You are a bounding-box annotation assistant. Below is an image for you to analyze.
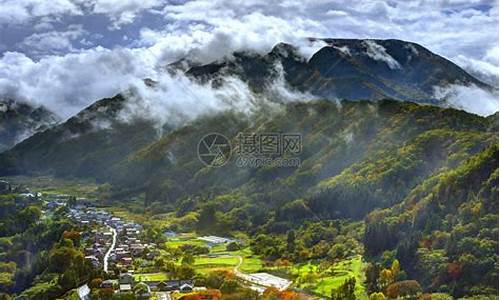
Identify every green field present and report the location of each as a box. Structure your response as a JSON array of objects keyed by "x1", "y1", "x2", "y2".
[
  {"x1": 194, "y1": 255, "x2": 240, "y2": 273},
  {"x1": 165, "y1": 236, "x2": 207, "y2": 248},
  {"x1": 292, "y1": 255, "x2": 367, "y2": 299},
  {"x1": 164, "y1": 236, "x2": 264, "y2": 274},
  {"x1": 134, "y1": 272, "x2": 168, "y2": 282}
]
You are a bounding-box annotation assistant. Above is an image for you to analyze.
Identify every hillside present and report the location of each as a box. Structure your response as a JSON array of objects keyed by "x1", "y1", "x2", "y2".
[
  {"x1": 0, "y1": 99, "x2": 59, "y2": 152},
  {"x1": 0, "y1": 40, "x2": 497, "y2": 298},
  {"x1": 0, "y1": 94, "x2": 159, "y2": 179},
  {"x1": 184, "y1": 39, "x2": 491, "y2": 103}
]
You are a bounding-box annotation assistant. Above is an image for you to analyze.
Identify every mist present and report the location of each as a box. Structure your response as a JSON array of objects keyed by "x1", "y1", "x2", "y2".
[
  {"x1": 116, "y1": 62, "x2": 317, "y2": 132},
  {"x1": 433, "y1": 84, "x2": 499, "y2": 117}
]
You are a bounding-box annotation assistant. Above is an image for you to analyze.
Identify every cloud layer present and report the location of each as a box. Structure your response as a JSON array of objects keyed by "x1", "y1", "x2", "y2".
[{"x1": 0, "y1": 0, "x2": 498, "y2": 119}]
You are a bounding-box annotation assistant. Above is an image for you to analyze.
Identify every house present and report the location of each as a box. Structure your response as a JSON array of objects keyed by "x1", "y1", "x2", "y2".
[
  {"x1": 77, "y1": 284, "x2": 91, "y2": 300},
  {"x1": 180, "y1": 283, "x2": 194, "y2": 293},
  {"x1": 100, "y1": 280, "x2": 114, "y2": 289},
  {"x1": 130, "y1": 244, "x2": 145, "y2": 256},
  {"x1": 119, "y1": 284, "x2": 132, "y2": 292},
  {"x1": 84, "y1": 256, "x2": 100, "y2": 267},
  {"x1": 157, "y1": 280, "x2": 179, "y2": 291},
  {"x1": 164, "y1": 230, "x2": 177, "y2": 238},
  {"x1": 119, "y1": 273, "x2": 135, "y2": 284},
  {"x1": 134, "y1": 282, "x2": 151, "y2": 299},
  {"x1": 0, "y1": 180, "x2": 11, "y2": 194},
  {"x1": 197, "y1": 235, "x2": 236, "y2": 245},
  {"x1": 120, "y1": 257, "x2": 133, "y2": 265},
  {"x1": 116, "y1": 250, "x2": 131, "y2": 258},
  {"x1": 145, "y1": 251, "x2": 158, "y2": 260}
]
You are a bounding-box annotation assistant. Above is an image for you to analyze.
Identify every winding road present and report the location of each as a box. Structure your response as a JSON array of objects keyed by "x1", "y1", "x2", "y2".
[{"x1": 103, "y1": 226, "x2": 117, "y2": 273}]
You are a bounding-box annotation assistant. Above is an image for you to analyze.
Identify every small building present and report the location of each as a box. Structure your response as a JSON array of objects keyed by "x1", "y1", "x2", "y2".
[
  {"x1": 77, "y1": 284, "x2": 91, "y2": 300},
  {"x1": 119, "y1": 273, "x2": 135, "y2": 284},
  {"x1": 180, "y1": 283, "x2": 194, "y2": 293},
  {"x1": 119, "y1": 284, "x2": 132, "y2": 292},
  {"x1": 157, "y1": 280, "x2": 179, "y2": 291},
  {"x1": 121, "y1": 257, "x2": 133, "y2": 265},
  {"x1": 134, "y1": 282, "x2": 151, "y2": 299},
  {"x1": 100, "y1": 280, "x2": 114, "y2": 289},
  {"x1": 0, "y1": 180, "x2": 11, "y2": 194},
  {"x1": 84, "y1": 256, "x2": 100, "y2": 267}
]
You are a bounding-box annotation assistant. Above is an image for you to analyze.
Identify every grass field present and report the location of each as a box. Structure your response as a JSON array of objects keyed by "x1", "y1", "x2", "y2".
[
  {"x1": 292, "y1": 255, "x2": 367, "y2": 299},
  {"x1": 164, "y1": 236, "x2": 264, "y2": 275},
  {"x1": 134, "y1": 272, "x2": 168, "y2": 282},
  {"x1": 194, "y1": 255, "x2": 240, "y2": 273},
  {"x1": 1, "y1": 176, "x2": 100, "y2": 198},
  {"x1": 165, "y1": 236, "x2": 208, "y2": 248}
]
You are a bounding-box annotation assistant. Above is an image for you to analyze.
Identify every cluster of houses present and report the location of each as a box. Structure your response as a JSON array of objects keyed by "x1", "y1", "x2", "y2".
[
  {"x1": 107, "y1": 217, "x2": 158, "y2": 271},
  {"x1": 100, "y1": 274, "x2": 195, "y2": 297},
  {"x1": 67, "y1": 207, "x2": 158, "y2": 273},
  {"x1": 44, "y1": 196, "x2": 203, "y2": 299}
]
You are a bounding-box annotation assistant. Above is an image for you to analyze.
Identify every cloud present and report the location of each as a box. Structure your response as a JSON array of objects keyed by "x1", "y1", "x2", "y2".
[
  {"x1": 0, "y1": 0, "x2": 82, "y2": 24},
  {"x1": 0, "y1": 47, "x2": 157, "y2": 118},
  {"x1": 363, "y1": 40, "x2": 401, "y2": 69},
  {"x1": 0, "y1": 0, "x2": 497, "y2": 122},
  {"x1": 91, "y1": 0, "x2": 166, "y2": 29},
  {"x1": 117, "y1": 59, "x2": 317, "y2": 130},
  {"x1": 333, "y1": 45, "x2": 351, "y2": 57},
  {"x1": 18, "y1": 25, "x2": 87, "y2": 54},
  {"x1": 433, "y1": 84, "x2": 499, "y2": 116},
  {"x1": 118, "y1": 73, "x2": 256, "y2": 129},
  {"x1": 136, "y1": 12, "x2": 329, "y2": 64}
]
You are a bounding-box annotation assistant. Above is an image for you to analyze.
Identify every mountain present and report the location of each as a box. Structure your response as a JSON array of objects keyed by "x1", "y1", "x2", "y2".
[
  {"x1": 0, "y1": 94, "x2": 159, "y2": 179},
  {"x1": 3, "y1": 38, "x2": 493, "y2": 178},
  {"x1": 110, "y1": 100, "x2": 497, "y2": 297},
  {"x1": 0, "y1": 41, "x2": 497, "y2": 296},
  {"x1": 184, "y1": 39, "x2": 492, "y2": 103},
  {"x1": 0, "y1": 99, "x2": 60, "y2": 152}
]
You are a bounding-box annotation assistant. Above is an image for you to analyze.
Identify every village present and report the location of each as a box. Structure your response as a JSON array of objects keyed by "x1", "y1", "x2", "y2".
[{"x1": 43, "y1": 194, "x2": 292, "y2": 300}]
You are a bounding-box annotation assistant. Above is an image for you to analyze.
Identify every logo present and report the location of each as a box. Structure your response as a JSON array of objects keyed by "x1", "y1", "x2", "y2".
[{"x1": 197, "y1": 133, "x2": 232, "y2": 167}]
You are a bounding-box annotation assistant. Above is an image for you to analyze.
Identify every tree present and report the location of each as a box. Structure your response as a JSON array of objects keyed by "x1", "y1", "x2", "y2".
[
  {"x1": 331, "y1": 277, "x2": 356, "y2": 300},
  {"x1": 386, "y1": 280, "x2": 422, "y2": 299},
  {"x1": 286, "y1": 230, "x2": 296, "y2": 252},
  {"x1": 226, "y1": 242, "x2": 241, "y2": 251},
  {"x1": 181, "y1": 253, "x2": 195, "y2": 265},
  {"x1": 365, "y1": 263, "x2": 380, "y2": 293},
  {"x1": 390, "y1": 260, "x2": 400, "y2": 279},
  {"x1": 89, "y1": 278, "x2": 103, "y2": 288},
  {"x1": 177, "y1": 264, "x2": 195, "y2": 279},
  {"x1": 379, "y1": 268, "x2": 394, "y2": 290},
  {"x1": 220, "y1": 279, "x2": 239, "y2": 293},
  {"x1": 369, "y1": 292, "x2": 386, "y2": 300}
]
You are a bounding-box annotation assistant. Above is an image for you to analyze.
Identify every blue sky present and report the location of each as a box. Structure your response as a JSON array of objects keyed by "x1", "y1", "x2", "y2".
[{"x1": 0, "y1": 0, "x2": 498, "y2": 117}]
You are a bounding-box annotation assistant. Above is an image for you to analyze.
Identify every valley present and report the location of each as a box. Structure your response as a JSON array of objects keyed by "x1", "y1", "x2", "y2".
[
  {"x1": 0, "y1": 39, "x2": 497, "y2": 300},
  {"x1": 0, "y1": 178, "x2": 369, "y2": 299}
]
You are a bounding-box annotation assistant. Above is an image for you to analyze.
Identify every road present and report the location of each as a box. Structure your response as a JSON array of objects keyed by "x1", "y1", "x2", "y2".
[{"x1": 103, "y1": 226, "x2": 117, "y2": 273}]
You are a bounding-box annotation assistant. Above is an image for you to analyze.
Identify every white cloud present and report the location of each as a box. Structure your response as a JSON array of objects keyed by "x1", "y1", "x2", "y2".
[
  {"x1": 18, "y1": 25, "x2": 87, "y2": 54},
  {"x1": 118, "y1": 73, "x2": 256, "y2": 129},
  {"x1": 363, "y1": 40, "x2": 401, "y2": 69},
  {"x1": 433, "y1": 84, "x2": 499, "y2": 116},
  {"x1": 91, "y1": 0, "x2": 166, "y2": 29},
  {"x1": 0, "y1": 47, "x2": 157, "y2": 118},
  {"x1": 333, "y1": 45, "x2": 351, "y2": 56},
  {"x1": 0, "y1": 0, "x2": 498, "y2": 121},
  {"x1": 0, "y1": 0, "x2": 82, "y2": 24}
]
